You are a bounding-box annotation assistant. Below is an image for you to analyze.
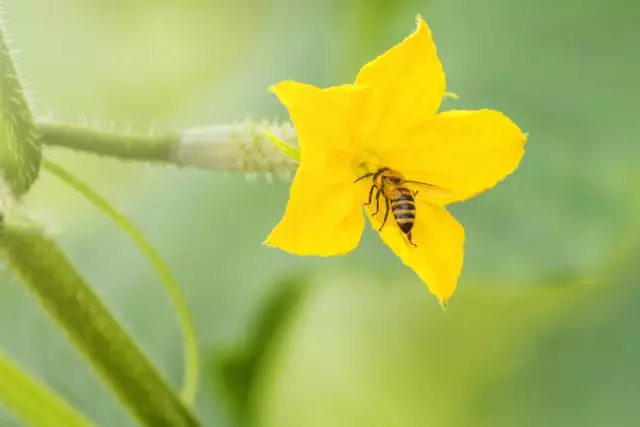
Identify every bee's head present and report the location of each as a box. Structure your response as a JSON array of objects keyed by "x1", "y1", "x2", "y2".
[{"x1": 375, "y1": 168, "x2": 404, "y2": 187}]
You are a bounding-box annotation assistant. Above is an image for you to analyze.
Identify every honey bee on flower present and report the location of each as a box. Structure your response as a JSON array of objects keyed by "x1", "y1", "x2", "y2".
[
  {"x1": 264, "y1": 16, "x2": 527, "y2": 305},
  {"x1": 355, "y1": 167, "x2": 454, "y2": 248}
]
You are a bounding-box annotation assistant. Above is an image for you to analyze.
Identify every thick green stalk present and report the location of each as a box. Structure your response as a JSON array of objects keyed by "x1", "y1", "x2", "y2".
[
  {"x1": 0, "y1": 349, "x2": 96, "y2": 427},
  {"x1": 37, "y1": 122, "x2": 176, "y2": 163},
  {"x1": 0, "y1": 24, "x2": 40, "y2": 196},
  {"x1": 0, "y1": 221, "x2": 201, "y2": 427},
  {"x1": 42, "y1": 158, "x2": 199, "y2": 405},
  {"x1": 38, "y1": 121, "x2": 299, "y2": 174}
]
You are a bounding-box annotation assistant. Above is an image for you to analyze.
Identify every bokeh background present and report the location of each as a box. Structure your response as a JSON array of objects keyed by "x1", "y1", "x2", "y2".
[{"x1": 1, "y1": 0, "x2": 640, "y2": 425}]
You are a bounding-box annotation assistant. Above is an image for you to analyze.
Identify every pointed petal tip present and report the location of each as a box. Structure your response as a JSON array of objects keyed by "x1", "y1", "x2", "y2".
[
  {"x1": 267, "y1": 81, "x2": 286, "y2": 94},
  {"x1": 438, "y1": 297, "x2": 449, "y2": 311},
  {"x1": 262, "y1": 237, "x2": 275, "y2": 248},
  {"x1": 268, "y1": 82, "x2": 285, "y2": 96},
  {"x1": 268, "y1": 80, "x2": 298, "y2": 96},
  {"x1": 413, "y1": 15, "x2": 434, "y2": 38},
  {"x1": 263, "y1": 231, "x2": 282, "y2": 249},
  {"x1": 263, "y1": 236, "x2": 297, "y2": 254},
  {"x1": 263, "y1": 230, "x2": 289, "y2": 250},
  {"x1": 263, "y1": 236, "x2": 295, "y2": 253}
]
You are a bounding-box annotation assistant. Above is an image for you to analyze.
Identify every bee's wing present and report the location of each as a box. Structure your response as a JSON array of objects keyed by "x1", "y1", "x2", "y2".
[{"x1": 403, "y1": 180, "x2": 457, "y2": 202}]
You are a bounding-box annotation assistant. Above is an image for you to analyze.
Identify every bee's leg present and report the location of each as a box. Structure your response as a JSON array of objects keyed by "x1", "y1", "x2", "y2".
[
  {"x1": 378, "y1": 198, "x2": 390, "y2": 231},
  {"x1": 372, "y1": 190, "x2": 383, "y2": 215},
  {"x1": 364, "y1": 185, "x2": 376, "y2": 206},
  {"x1": 407, "y1": 232, "x2": 417, "y2": 248}
]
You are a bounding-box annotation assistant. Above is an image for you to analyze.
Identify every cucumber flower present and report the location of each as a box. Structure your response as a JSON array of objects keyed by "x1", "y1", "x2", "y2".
[{"x1": 265, "y1": 16, "x2": 526, "y2": 305}]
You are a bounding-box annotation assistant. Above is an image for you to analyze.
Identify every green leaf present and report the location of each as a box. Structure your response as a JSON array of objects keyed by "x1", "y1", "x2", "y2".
[
  {"x1": 0, "y1": 24, "x2": 40, "y2": 196},
  {"x1": 0, "y1": 219, "x2": 202, "y2": 427},
  {"x1": 263, "y1": 130, "x2": 300, "y2": 163},
  {"x1": 0, "y1": 349, "x2": 96, "y2": 427},
  {"x1": 248, "y1": 274, "x2": 574, "y2": 427},
  {"x1": 42, "y1": 159, "x2": 199, "y2": 405},
  {"x1": 214, "y1": 276, "x2": 310, "y2": 426}
]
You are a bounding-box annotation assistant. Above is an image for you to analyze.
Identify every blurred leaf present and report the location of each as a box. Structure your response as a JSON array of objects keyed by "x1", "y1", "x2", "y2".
[
  {"x1": 250, "y1": 269, "x2": 640, "y2": 427},
  {"x1": 0, "y1": 20, "x2": 40, "y2": 196},
  {"x1": 0, "y1": 348, "x2": 96, "y2": 427},
  {"x1": 0, "y1": 220, "x2": 201, "y2": 427},
  {"x1": 214, "y1": 276, "x2": 310, "y2": 426},
  {"x1": 466, "y1": 254, "x2": 640, "y2": 427}
]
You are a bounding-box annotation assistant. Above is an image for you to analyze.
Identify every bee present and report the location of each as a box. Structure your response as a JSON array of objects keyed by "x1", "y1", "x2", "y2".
[{"x1": 354, "y1": 167, "x2": 447, "y2": 247}]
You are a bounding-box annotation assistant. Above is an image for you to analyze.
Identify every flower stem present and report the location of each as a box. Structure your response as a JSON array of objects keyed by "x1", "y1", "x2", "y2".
[
  {"x1": 0, "y1": 219, "x2": 201, "y2": 427},
  {"x1": 42, "y1": 158, "x2": 199, "y2": 406},
  {"x1": 37, "y1": 120, "x2": 299, "y2": 174},
  {"x1": 0, "y1": 21, "x2": 41, "y2": 196},
  {"x1": 0, "y1": 349, "x2": 96, "y2": 427},
  {"x1": 37, "y1": 122, "x2": 177, "y2": 164}
]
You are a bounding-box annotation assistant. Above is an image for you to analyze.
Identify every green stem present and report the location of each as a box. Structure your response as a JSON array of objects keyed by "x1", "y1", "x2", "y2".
[
  {"x1": 0, "y1": 24, "x2": 40, "y2": 196},
  {"x1": 37, "y1": 121, "x2": 301, "y2": 174},
  {"x1": 37, "y1": 122, "x2": 177, "y2": 163},
  {"x1": 0, "y1": 349, "x2": 96, "y2": 427},
  {"x1": 0, "y1": 221, "x2": 201, "y2": 427},
  {"x1": 41, "y1": 159, "x2": 199, "y2": 405}
]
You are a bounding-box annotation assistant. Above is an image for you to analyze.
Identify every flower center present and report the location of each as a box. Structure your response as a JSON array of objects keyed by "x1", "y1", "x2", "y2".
[{"x1": 351, "y1": 147, "x2": 383, "y2": 179}]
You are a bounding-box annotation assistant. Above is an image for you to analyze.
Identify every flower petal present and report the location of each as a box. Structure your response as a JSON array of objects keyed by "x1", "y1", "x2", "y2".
[
  {"x1": 387, "y1": 109, "x2": 527, "y2": 205},
  {"x1": 265, "y1": 163, "x2": 365, "y2": 256},
  {"x1": 366, "y1": 198, "x2": 464, "y2": 301},
  {"x1": 267, "y1": 80, "x2": 369, "y2": 255},
  {"x1": 355, "y1": 16, "x2": 445, "y2": 147},
  {"x1": 270, "y1": 80, "x2": 367, "y2": 175}
]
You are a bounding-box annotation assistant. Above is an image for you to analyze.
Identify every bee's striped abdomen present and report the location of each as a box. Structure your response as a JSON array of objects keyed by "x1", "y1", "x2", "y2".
[{"x1": 391, "y1": 188, "x2": 416, "y2": 234}]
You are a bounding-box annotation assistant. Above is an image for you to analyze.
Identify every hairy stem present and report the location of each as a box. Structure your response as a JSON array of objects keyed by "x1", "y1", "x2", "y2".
[
  {"x1": 37, "y1": 120, "x2": 299, "y2": 174},
  {"x1": 0, "y1": 22, "x2": 40, "y2": 196},
  {"x1": 0, "y1": 221, "x2": 201, "y2": 427},
  {"x1": 37, "y1": 122, "x2": 177, "y2": 163},
  {"x1": 42, "y1": 158, "x2": 200, "y2": 405}
]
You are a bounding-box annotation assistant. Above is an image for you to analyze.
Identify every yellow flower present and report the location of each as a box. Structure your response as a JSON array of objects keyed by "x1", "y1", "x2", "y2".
[{"x1": 264, "y1": 16, "x2": 526, "y2": 304}]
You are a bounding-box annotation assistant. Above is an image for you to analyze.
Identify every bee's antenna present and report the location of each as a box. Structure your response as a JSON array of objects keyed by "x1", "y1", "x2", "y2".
[{"x1": 354, "y1": 173, "x2": 373, "y2": 183}]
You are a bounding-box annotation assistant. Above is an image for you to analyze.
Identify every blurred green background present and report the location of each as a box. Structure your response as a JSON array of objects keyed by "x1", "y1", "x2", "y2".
[{"x1": 1, "y1": 0, "x2": 640, "y2": 425}]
